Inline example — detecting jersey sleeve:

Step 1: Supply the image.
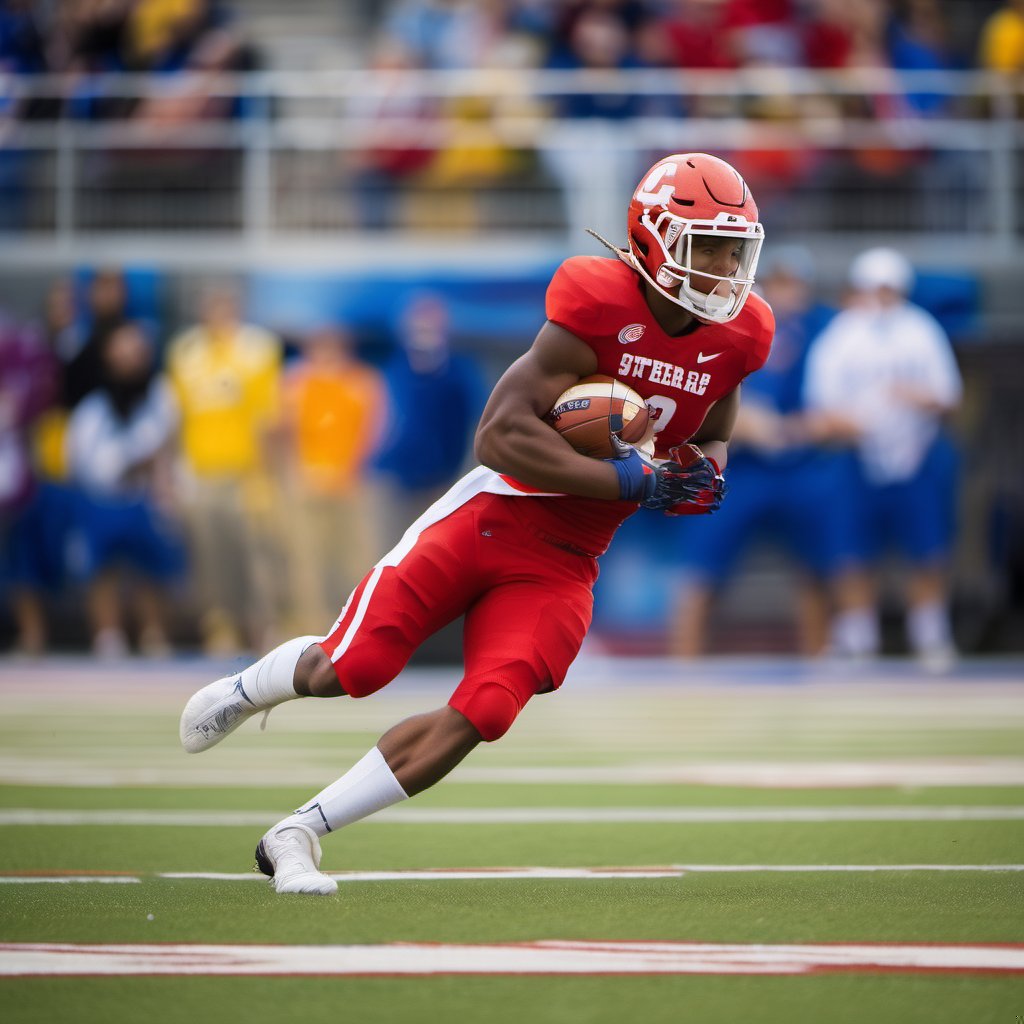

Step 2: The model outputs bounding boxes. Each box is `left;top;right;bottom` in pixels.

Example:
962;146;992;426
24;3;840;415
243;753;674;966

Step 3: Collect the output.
544;257;606;341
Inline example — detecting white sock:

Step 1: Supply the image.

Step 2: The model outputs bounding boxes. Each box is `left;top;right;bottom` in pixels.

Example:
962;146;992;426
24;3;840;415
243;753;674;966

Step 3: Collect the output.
830;609;880;657
907;601;953;655
240;635;322;708
278;746;409;837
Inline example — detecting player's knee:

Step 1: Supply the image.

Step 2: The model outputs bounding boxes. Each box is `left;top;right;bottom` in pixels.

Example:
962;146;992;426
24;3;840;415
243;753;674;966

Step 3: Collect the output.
334;652;398;699
454;682;522;743
296;646;346;698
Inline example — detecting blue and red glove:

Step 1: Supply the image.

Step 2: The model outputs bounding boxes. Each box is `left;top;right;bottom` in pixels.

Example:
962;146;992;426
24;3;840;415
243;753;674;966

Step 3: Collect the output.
605;441;725;515
657;443;726;515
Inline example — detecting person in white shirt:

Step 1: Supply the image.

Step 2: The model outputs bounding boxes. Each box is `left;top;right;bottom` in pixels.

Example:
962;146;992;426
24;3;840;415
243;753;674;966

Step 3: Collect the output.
65;321;183;657
803;247;963;669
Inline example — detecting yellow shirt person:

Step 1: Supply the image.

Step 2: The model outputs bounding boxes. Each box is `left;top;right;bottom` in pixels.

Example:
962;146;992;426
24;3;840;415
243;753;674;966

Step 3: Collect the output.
165;288;284;653
167;325;280;478
979;1;1024;73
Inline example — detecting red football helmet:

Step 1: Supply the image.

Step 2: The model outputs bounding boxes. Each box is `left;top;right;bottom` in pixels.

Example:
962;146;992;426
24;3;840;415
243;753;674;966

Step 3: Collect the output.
625;153;764;323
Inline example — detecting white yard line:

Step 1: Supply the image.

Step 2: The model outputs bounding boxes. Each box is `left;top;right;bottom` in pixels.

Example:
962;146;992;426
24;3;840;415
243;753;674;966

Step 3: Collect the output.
2;865;1022;885
1;806;1023;826
5;758;1024;788
0;876;141;884
1;940;1022;976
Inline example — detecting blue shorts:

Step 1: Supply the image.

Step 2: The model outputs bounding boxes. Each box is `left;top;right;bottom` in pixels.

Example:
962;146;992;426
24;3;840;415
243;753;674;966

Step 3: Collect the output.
1;482;78;591
846;434;959;565
677;451;860;584
65;492;186;583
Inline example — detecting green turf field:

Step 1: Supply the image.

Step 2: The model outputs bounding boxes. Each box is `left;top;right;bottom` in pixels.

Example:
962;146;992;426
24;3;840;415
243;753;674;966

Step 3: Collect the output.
1;657;1022;1022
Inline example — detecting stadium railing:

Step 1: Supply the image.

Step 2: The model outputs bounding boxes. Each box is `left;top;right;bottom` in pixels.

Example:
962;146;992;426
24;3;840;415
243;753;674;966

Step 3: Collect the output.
0;68;1020;273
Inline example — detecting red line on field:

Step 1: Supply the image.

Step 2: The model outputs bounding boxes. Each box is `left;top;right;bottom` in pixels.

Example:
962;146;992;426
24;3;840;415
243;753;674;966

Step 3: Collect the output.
2;942;1022;977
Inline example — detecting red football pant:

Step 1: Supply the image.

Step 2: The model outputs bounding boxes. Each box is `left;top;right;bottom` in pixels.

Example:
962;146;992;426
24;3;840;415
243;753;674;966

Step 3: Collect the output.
320;493;598;740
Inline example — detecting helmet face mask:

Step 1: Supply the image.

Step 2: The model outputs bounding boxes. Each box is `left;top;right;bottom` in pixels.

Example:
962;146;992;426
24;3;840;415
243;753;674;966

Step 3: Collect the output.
626;154;764;323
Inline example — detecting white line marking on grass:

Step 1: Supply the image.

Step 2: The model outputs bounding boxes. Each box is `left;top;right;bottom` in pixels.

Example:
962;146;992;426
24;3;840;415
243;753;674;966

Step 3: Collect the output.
673;864;1024;873
455;760;1024;788
166;868;682;881
2;941;1022;976
2;806;1023;826
0;876;141;884
2;865;1022;885
167;864;1024;879
5;758;1024;789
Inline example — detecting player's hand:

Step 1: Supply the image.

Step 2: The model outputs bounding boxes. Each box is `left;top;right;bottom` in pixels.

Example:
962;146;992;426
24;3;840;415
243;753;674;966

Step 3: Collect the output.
603;436;656;502
639;444;726;514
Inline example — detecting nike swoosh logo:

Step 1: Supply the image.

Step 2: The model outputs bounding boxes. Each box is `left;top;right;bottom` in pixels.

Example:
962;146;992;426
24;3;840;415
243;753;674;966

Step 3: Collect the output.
696;352;722;364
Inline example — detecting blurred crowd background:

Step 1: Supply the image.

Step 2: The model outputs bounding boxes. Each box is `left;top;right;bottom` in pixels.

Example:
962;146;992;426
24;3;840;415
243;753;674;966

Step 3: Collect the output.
1;0;1022;662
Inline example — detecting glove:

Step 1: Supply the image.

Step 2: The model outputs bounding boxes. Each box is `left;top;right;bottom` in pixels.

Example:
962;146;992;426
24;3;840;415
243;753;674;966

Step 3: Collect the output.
641;443;726;515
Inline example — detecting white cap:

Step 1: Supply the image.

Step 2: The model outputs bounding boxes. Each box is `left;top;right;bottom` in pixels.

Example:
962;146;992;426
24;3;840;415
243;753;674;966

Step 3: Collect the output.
849;247;915;294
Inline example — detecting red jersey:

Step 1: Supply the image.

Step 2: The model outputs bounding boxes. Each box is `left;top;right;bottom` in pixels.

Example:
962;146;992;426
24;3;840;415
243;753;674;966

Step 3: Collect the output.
492;256;770;554
422;256;773;557
545;256;774;455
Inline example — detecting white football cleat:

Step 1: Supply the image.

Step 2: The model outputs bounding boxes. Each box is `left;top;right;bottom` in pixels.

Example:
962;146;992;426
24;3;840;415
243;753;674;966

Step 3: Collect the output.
254;823;338;895
179;675;263;754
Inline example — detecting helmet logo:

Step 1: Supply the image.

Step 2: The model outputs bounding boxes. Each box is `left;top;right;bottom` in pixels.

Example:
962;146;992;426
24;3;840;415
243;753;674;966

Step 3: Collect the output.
635;162;677;206
618;323;646;345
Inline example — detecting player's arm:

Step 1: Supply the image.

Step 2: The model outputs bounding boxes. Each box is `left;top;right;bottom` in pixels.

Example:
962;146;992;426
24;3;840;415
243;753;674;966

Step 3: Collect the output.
474;321;625;499
688;385;740;472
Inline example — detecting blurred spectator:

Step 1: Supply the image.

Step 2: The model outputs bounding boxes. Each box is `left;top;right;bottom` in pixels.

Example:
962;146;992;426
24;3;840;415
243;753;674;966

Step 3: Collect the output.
804;247;963;670
0;309;61;654
346;39;439;230
279;324;385;631
658;0;739;71
729;0;804;68
166;284;284;654
670;245;857;657
546;7;647;118
64;320;183;657
62;268;131;409
887;0;961;116
130;26;259;129
0;1;47;74
540;7;649;238
382;0;508;70
122;0;213;72
372;293;485;548
977;0;1024;74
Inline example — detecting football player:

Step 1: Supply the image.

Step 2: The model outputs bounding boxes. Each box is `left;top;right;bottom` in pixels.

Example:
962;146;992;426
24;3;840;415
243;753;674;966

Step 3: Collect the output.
179;153;775;894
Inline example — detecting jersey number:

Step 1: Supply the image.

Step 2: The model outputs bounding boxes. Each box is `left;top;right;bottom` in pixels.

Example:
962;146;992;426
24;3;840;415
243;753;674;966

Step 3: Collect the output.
645;395;678;432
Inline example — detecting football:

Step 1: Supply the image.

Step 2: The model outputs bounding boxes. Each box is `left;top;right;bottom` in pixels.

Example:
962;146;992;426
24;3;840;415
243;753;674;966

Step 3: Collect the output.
546;375;654;459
